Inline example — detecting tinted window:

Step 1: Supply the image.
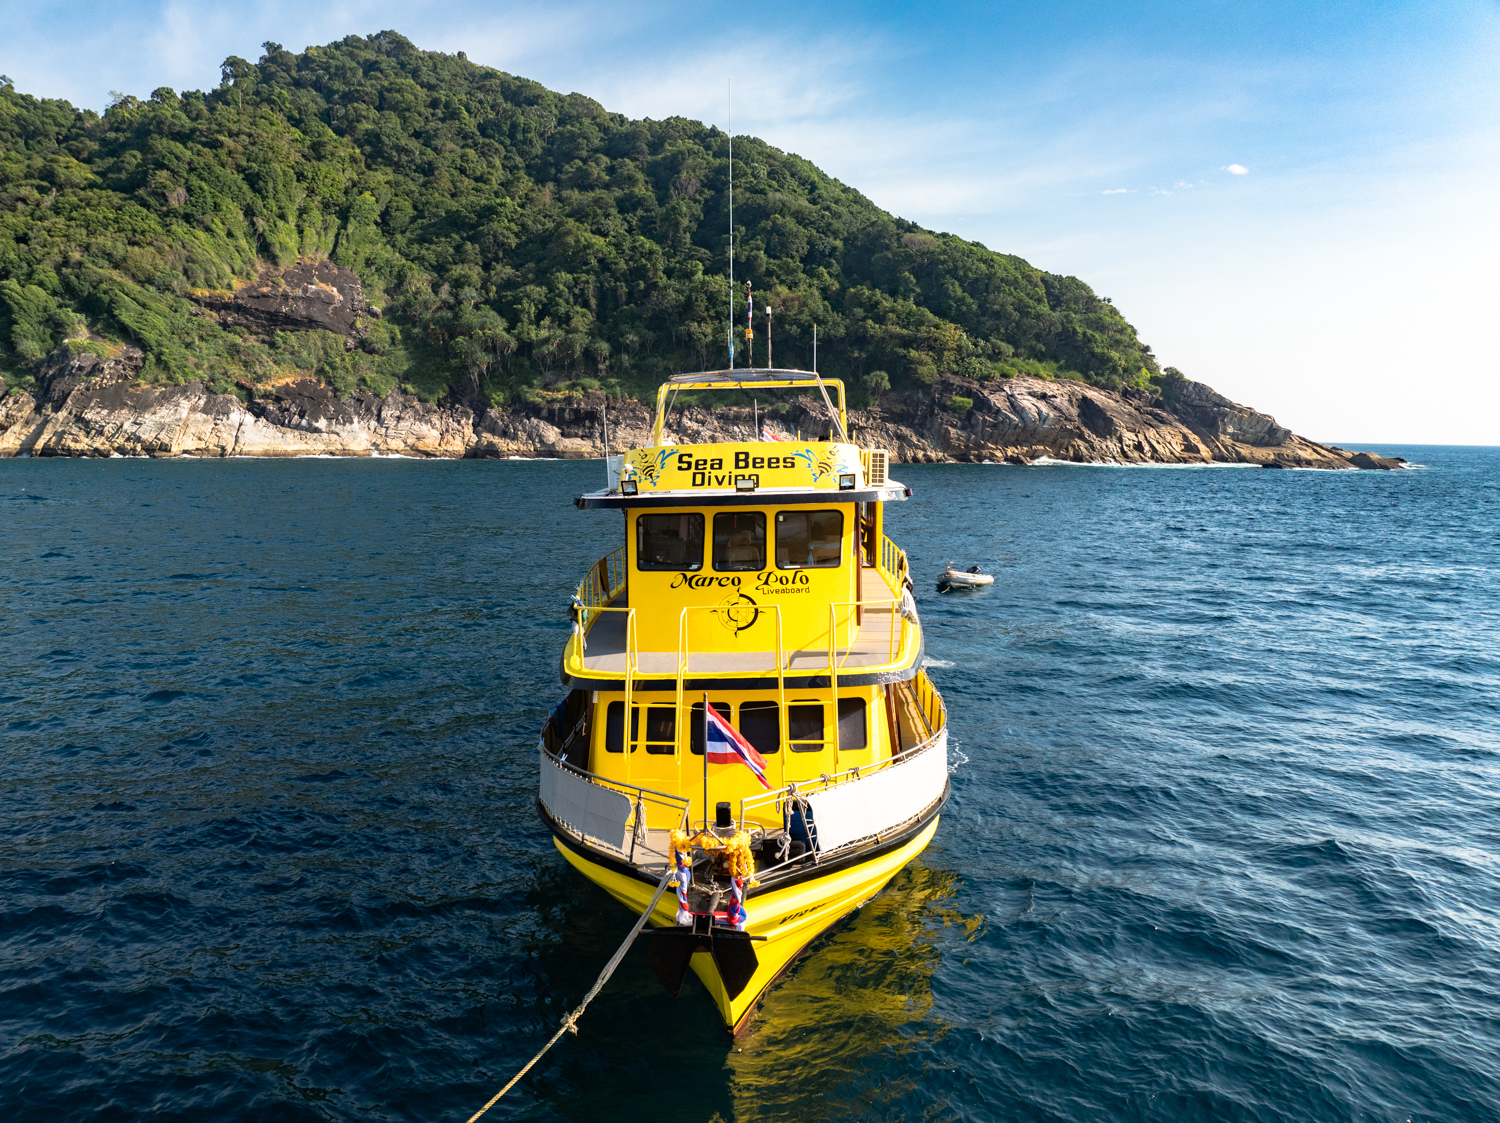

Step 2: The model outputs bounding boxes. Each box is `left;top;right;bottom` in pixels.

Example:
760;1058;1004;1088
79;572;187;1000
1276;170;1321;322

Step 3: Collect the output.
776;510;843;569
789;702;824;752
738;701;780;755
837;697;867;750
637;514;703;570
605;700;629;752
713;512;766;571
605;703;676;754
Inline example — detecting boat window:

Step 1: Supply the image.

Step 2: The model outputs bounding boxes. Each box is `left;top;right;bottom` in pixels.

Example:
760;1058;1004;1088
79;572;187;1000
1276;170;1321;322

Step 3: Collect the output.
788;702;824;752
643;706;676;754
712;512;766;571
636;513;703;571
837;697;867;750
776;510;843;569
737;701;780;755
604;702;676;753
604;701;630;752
688;701;736;755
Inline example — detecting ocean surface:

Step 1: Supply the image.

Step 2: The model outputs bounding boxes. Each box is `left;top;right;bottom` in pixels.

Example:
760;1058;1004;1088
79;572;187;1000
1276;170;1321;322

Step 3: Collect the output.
3;447;1499;1122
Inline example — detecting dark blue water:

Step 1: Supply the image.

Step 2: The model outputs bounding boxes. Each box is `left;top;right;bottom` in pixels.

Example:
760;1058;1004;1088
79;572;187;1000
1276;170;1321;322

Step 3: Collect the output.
3;448;1498;1122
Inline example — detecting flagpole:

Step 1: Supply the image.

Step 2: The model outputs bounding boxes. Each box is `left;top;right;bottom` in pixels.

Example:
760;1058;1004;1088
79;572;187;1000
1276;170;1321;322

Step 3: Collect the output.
702;692;710;834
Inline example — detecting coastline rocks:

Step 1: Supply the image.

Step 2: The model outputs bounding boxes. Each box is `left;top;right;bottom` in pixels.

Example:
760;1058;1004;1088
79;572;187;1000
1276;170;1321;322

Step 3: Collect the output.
0;347;1404;469
840;374;1397;469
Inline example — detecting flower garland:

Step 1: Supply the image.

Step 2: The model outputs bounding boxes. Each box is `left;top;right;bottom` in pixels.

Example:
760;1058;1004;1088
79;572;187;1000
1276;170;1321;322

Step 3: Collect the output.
667;829;761;930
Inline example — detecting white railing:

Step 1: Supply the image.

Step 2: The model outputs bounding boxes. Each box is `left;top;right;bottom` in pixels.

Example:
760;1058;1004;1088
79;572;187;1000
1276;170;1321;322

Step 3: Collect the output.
538;746;690;862
804;728;947;852
737;720;948;857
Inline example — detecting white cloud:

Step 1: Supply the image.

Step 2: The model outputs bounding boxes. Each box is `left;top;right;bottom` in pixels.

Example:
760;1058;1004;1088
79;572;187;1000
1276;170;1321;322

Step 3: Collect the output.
1225;163;1250;174
1102;188;1130;194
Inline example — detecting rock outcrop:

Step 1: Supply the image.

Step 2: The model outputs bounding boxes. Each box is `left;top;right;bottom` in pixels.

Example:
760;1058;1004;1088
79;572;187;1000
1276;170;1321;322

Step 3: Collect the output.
190;260;371;337
0;347;1403;468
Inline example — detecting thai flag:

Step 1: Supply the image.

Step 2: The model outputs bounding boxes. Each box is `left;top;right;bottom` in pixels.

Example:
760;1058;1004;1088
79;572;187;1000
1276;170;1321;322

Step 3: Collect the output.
760;424;782;442
704;703;772;789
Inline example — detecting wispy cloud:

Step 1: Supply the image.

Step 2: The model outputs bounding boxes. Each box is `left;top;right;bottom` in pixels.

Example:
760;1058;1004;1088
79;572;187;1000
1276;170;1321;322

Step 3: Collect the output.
1102;188;1131;194
1225;163;1250;174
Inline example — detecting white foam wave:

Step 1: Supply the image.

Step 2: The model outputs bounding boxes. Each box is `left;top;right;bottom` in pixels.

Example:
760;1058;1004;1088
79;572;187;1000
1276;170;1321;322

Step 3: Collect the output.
1027;456;1260;470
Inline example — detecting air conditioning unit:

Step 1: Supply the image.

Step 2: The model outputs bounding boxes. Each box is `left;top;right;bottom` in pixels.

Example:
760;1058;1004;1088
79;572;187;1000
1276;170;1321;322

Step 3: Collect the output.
864;448;889;486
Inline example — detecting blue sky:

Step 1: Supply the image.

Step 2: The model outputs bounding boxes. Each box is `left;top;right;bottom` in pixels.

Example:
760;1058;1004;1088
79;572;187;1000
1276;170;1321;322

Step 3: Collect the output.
3;1;1496;444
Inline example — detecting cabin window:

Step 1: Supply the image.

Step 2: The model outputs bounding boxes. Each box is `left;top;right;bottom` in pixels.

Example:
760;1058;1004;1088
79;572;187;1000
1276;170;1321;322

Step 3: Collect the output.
604;702;677;753
737;701;780;755
788;702;825;752
636;513;703;570
605;701;628;752
643;706;676;754
776;510;843;569
713;512;766;571
688;700;737;754
837;697;868;750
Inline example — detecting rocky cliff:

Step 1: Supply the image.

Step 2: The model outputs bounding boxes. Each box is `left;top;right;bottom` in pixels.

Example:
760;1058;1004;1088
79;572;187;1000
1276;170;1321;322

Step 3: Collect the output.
189;260;375;338
0;345;1401;469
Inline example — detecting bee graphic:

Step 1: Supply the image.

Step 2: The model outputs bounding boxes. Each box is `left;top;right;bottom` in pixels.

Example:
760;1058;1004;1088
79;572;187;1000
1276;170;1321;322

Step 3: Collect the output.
629;448;675;486
787;448;817;476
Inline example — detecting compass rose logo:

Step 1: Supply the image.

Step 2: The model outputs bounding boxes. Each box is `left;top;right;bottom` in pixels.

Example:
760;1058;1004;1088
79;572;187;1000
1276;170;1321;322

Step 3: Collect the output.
714;592;760;633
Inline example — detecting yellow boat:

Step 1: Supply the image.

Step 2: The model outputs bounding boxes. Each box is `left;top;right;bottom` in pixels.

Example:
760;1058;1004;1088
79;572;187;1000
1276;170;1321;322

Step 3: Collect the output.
537;367;948;1033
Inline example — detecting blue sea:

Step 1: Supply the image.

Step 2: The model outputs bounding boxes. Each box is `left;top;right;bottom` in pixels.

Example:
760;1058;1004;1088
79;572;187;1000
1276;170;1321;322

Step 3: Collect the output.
3;447;1498;1122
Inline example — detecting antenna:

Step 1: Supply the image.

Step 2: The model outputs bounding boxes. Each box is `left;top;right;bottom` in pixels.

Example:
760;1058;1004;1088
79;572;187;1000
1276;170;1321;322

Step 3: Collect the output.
727;79;734;370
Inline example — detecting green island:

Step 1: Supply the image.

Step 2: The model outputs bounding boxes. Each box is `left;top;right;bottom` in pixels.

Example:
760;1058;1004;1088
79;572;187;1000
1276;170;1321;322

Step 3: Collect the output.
0;30;1168;407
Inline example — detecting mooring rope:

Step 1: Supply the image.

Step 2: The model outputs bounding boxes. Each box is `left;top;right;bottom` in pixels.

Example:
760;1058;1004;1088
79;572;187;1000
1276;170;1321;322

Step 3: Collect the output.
465;867;674;1123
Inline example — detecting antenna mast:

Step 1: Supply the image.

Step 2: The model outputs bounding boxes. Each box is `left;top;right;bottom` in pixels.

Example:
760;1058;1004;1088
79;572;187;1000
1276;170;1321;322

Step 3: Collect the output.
727;80;734;370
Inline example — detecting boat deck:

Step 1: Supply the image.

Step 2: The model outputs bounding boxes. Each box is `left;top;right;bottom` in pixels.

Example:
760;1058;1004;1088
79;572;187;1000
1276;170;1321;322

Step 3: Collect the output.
578;567;908;675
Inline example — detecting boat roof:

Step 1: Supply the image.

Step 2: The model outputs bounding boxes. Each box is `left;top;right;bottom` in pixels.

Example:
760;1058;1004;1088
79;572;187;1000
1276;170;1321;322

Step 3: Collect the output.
651;367;848;446
575;482;909;510
575;367;909;508
663;367;841;386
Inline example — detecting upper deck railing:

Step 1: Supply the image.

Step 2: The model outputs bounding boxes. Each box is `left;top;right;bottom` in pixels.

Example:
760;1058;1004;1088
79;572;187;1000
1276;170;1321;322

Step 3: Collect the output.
564;550;919;683
571;544;627;636
878;533;909;592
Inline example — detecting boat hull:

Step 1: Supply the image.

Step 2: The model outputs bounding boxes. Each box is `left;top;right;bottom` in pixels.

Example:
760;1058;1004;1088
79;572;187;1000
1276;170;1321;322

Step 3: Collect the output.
938;572;993;587
552;814;943;1032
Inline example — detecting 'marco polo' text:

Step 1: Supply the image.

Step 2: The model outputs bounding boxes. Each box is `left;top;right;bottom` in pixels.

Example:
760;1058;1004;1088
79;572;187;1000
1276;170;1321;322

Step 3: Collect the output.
669;570;812;594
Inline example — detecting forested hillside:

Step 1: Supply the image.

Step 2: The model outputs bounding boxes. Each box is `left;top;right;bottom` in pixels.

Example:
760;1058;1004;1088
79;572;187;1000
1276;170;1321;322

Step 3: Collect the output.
0;31;1172;407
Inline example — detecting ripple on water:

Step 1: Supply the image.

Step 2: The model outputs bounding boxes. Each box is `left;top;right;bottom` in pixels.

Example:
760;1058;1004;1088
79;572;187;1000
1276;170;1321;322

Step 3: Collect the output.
1;449;1499;1121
